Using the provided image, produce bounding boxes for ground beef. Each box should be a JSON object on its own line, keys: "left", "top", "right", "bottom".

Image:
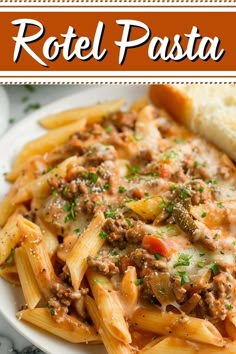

{"left": 87, "top": 255, "right": 119, "bottom": 275}
{"left": 130, "top": 248, "right": 168, "bottom": 277}
{"left": 171, "top": 275, "right": 187, "bottom": 303}
{"left": 198, "top": 272, "right": 236, "bottom": 321}
{"left": 103, "top": 216, "right": 145, "bottom": 248}
{"left": 108, "top": 111, "right": 137, "bottom": 131}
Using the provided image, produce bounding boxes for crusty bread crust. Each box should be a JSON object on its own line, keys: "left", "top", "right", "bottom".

{"left": 149, "top": 85, "right": 193, "bottom": 126}
{"left": 149, "top": 84, "right": 236, "bottom": 162}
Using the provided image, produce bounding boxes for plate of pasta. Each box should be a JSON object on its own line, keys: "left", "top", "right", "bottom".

{"left": 1, "top": 84, "right": 236, "bottom": 354}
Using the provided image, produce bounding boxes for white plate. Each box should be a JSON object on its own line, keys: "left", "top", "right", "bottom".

{"left": 0, "top": 85, "right": 147, "bottom": 354}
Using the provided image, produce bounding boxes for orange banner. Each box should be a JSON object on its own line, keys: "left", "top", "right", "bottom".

{"left": 0, "top": 11, "right": 235, "bottom": 72}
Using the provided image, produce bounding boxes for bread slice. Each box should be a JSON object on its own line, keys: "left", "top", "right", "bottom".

{"left": 149, "top": 84, "right": 236, "bottom": 161}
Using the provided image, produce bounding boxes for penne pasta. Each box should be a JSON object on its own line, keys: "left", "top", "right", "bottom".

{"left": 7, "top": 119, "right": 86, "bottom": 181}
{"left": 66, "top": 211, "right": 105, "bottom": 290}
{"left": 86, "top": 268, "right": 131, "bottom": 344}
{"left": 140, "top": 336, "right": 236, "bottom": 354}
{"left": 85, "top": 295, "right": 133, "bottom": 354}
{"left": 17, "top": 215, "right": 58, "bottom": 299}
{"left": 0, "top": 264, "right": 20, "bottom": 285}
{"left": 17, "top": 307, "right": 100, "bottom": 343}
{"left": 36, "top": 216, "right": 59, "bottom": 258}
{"left": 131, "top": 307, "right": 224, "bottom": 347}
{"left": 120, "top": 266, "right": 139, "bottom": 319}
{"left": 0, "top": 205, "right": 27, "bottom": 264}
{"left": 14, "top": 247, "right": 42, "bottom": 309}
{"left": 40, "top": 98, "right": 125, "bottom": 129}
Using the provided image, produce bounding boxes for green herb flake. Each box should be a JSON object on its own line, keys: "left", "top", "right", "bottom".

{"left": 63, "top": 201, "right": 76, "bottom": 223}
{"left": 174, "top": 137, "right": 185, "bottom": 144}
{"left": 154, "top": 253, "right": 162, "bottom": 260}
{"left": 9, "top": 118, "right": 15, "bottom": 124}
{"left": 21, "top": 96, "right": 29, "bottom": 103}
{"left": 159, "top": 197, "right": 166, "bottom": 209}
{"left": 118, "top": 186, "right": 126, "bottom": 193}
{"left": 24, "top": 103, "right": 41, "bottom": 113}
{"left": 126, "top": 165, "right": 141, "bottom": 179}
{"left": 180, "top": 188, "right": 191, "bottom": 200}
{"left": 163, "top": 150, "right": 178, "bottom": 160}
{"left": 133, "top": 130, "right": 143, "bottom": 142}
{"left": 209, "top": 262, "right": 220, "bottom": 275}
{"left": 51, "top": 190, "right": 58, "bottom": 196}
{"left": 0, "top": 249, "right": 15, "bottom": 269}
{"left": 198, "top": 187, "right": 204, "bottom": 193}
{"left": 176, "top": 271, "right": 190, "bottom": 286}
{"left": 135, "top": 278, "right": 143, "bottom": 286}
{"left": 197, "top": 261, "right": 205, "bottom": 268}
{"left": 159, "top": 288, "right": 166, "bottom": 295}
{"left": 174, "top": 253, "right": 192, "bottom": 268}
{"left": 49, "top": 308, "right": 55, "bottom": 316}
{"left": 89, "top": 172, "right": 98, "bottom": 184}
{"left": 103, "top": 183, "right": 110, "bottom": 191}
{"left": 201, "top": 212, "right": 207, "bottom": 218}
{"left": 105, "top": 209, "right": 117, "bottom": 219}
{"left": 217, "top": 202, "right": 224, "bottom": 209}
{"left": 25, "top": 84, "right": 35, "bottom": 92}
{"left": 226, "top": 304, "right": 234, "bottom": 311}
{"left": 99, "top": 231, "right": 108, "bottom": 239}
{"left": 74, "top": 228, "right": 81, "bottom": 234}
{"left": 170, "top": 184, "right": 177, "bottom": 191}
{"left": 125, "top": 218, "right": 134, "bottom": 227}
{"left": 104, "top": 126, "right": 112, "bottom": 134}
{"left": 166, "top": 201, "right": 174, "bottom": 213}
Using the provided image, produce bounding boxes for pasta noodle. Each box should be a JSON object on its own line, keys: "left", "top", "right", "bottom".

{"left": 1, "top": 91, "right": 236, "bottom": 354}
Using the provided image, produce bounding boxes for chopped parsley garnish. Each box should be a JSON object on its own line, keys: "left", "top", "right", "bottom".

{"left": 154, "top": 253, "right": 162, "bottom": 260}
{"left": 0, "top": 249, "right": 15, "bottom": 269}
{"left": 194, "top": 160, "right": 204, "bottom": 168}
{"left": 197, "top": 261, "right": 205, "bottom": 268}
{"left": 226, "top": 304, "right": 234, "bottom": 311}
{"left": 49, "top": 308, "right": 55, "bottom": 316}
{"left": 24, "top": 103, "right": 41, "bottom": 113}
{"left": 25, "top": 84, "right": 35, "bottom": 92}
{"left": 51, "top": 190, "right": 58, "bottom": 196}
{"left": 126, "top": 165, "right": 141, "bottom": 179}
{"left": 118, "top": 186, "right": 126, "bottom": 193}
{"left": 133, "top": 130, "right": 143, "bottom": 142}
{"left": 180, "top": 188, "right": 191, "bottom": 200}
{"left": 88, "top": 172, "right": 98, "bottom": 183}
{"left": 163, "top": 150, "right": 178, "bottom": 160}
{"left": 198, "top": 187, "right": 204, "bottom": 193}
{"left": 148, "top": 171, "right": 158, "bottom": 177}
{"left": 21, "top": 96, "right": 29, "bottom": 103}
{"left": 105, "top": 209, "right": 117, "bottom": 219}
{"left": 125, "top": 218, "right": 134, "bottom": 227}
{"left": 217, "top": 202, "right": 224, "bottom": 208}
{"left": 103, "top": 183, "right": 110, "bottom": 190}
{"left": 207, "top": 178, "right": 218, "bottom": 185}
{"left": 104, "top": 126, "right": 112, "bottom": 134}
{"left": 9, "top": 117, "right": 15, "bottom": 124}
{"left": 170, "top": 184, "right": 177, "bottom": 191}
{"left": 199, "top": 253, "right": 205, "bottom": 257}
{"left": 174, "top": 253, "right": 192, "bottom": 268}
{"left": 159, "top": 197, "right": 166, "bottom": 209}
{"left": 201, "top": 212, "right": 207, "bottom": 218}
{"left": 99, "top": 231, "right": 108, "bottom": 239}
{"left": 159, "top": 288, "right": 166, "bottom": 295}
{"left": 209, "top": 262, "right": 220, "bottom": 275}
{"left": 174, "top": 137, "right": 185, "bottom": 144}
{"left": 135, "top": 278, "right": 143, "bottom": 286}
{"left": 213, "top": 233, "right": 219, "bottom": 239}
{"left": 63, "top": 201, "right": 76, "bottom": 223}
{"left": 166, "top": 201, "right": 174, "bottom": 213}
{"left": 74, "top": 228, "right": 81, "bottom": 234}
{"left": 177, "top": 271, "right": 190, "bottom": 285}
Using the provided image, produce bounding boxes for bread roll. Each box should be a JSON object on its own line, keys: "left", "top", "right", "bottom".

{"left": 149, "top": 84, "right": 236, "bottom": 161}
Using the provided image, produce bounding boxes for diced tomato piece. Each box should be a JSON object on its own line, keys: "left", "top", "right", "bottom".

{"left": 142, "top": 235, "right": 174, "bottom": 257}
